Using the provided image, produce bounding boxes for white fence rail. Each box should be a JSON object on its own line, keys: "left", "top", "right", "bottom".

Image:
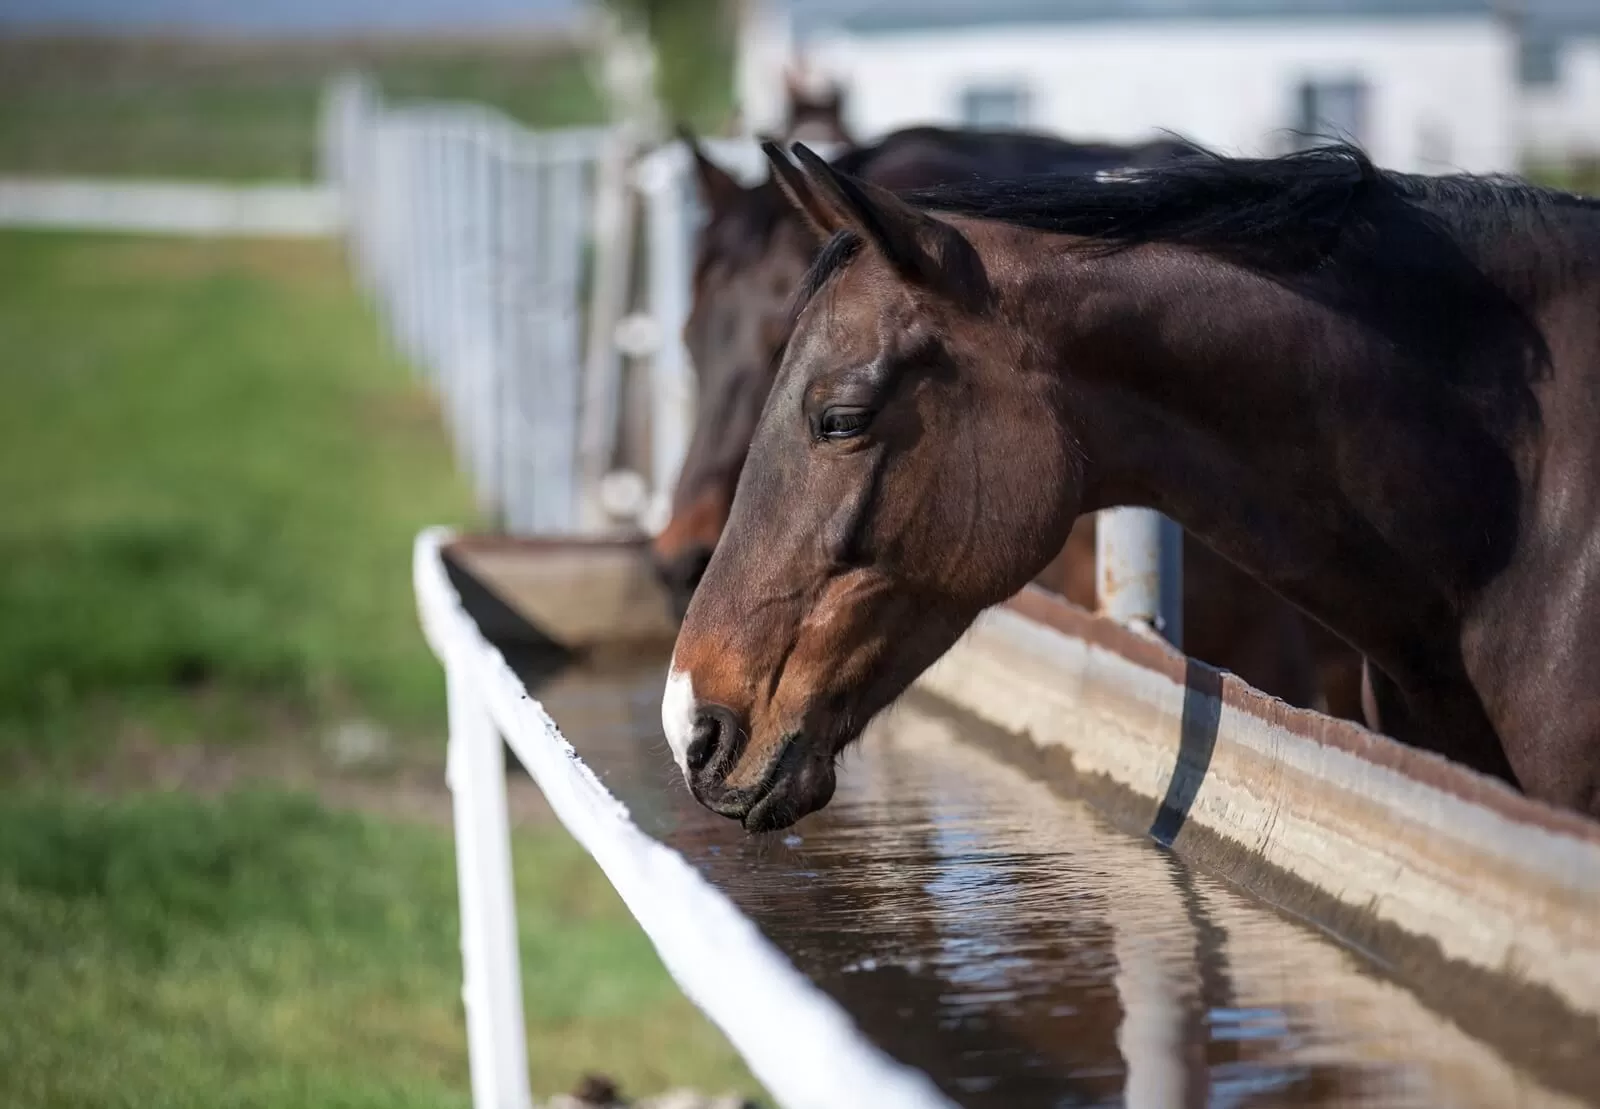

{"left": 0, "top": 177, "right": 343, "bottom": 237}
{"left": 320, "top": 74, "right": 866, "bottom": 545}
{"left": 414, "top": 527, "right": 956, "bottom": 1109}
{"left": 323, "top": 77, "right": 616, "bottom": 535}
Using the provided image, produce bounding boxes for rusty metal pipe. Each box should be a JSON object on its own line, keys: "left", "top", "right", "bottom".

{"left": 1094, "top": 507, "right": 1183, "bottom": 649}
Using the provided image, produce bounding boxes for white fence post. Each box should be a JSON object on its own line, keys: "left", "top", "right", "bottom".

{"left": 494, "top": 132, "right": 530, "bottom": 535}
{"left": 440, "top": 129, "right": 475, "bottom": 484}
{"left": 634, "top": 149, "right": 697, "bottom": 536}
{"left": 415, "top": 529, "right": 957, "bottom": 1109}
{"left": 323, "top": 78, "right": 775, "bottom": 542}
{"left": 320, "top": 73, "right": 376, "bottom": 271}
{"left": 1096, "top": 508, "right": 1184, "bottom": 649}
{"left": 529, "top": 130, "right": 586, "bottom": 534}
{"left": 446, "top": 662, "right": 534, "bottom": 1109}
{"left": 461, "top": 125, "right": 503, "bottom": 525}
{"left": 577, "top": 133, "right": 638, "bottom": 531}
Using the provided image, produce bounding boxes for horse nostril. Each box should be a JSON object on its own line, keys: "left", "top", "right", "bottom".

{"left": 686, "top": 704, "right": 737, "bottom": 774}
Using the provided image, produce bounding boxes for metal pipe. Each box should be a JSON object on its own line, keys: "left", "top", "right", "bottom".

{"left": 1095, "top": 507, "right": 1184, "bottom": 649}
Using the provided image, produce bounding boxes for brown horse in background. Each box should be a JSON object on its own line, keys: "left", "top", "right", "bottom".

{"left": 654, "top": 124, "right": 1363, "bottom": 718}
{"left": 778, "top": 64, "right": 854, "bottom": 146}
{"left": 664, "top": 140, "right": 1600, "bottom": 831}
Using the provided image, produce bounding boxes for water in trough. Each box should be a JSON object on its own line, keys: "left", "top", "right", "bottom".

{"left": 517, "top": 647, "right": 1587, "bottom": 1109}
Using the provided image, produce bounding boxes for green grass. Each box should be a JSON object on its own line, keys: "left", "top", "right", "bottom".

{"left": 0, "top": 232, "right": 476, "bottom": 765}
{"left": 0, "top": 231, "right": 758, "bottom": 1104}
{"left": 0, "top": 36, "right": 609, "bottom": 181}
{"left": 1526, "top": 159, "right": 1600, "bottom": 197}
{"left": 609, "top": 0, "right": 738, "bottom": 136}
{"left": 0, "top": 788, "right": 757, "bottom": 1108}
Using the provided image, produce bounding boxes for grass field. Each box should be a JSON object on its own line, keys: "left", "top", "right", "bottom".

{"left": 0, "top": 231, "right": 757, "bottom": 1106}
{"left": 0, "top": 232, "right": 466, "bottom": 764}
{"left": 0, "top": 790, "right": 754, "bottom": 1108}
{"left": 0, "top": 36, "right": 609, "bottom": 181}
{"left": 1526, "top": 159, "right": 1600, "bottom": 196}
{"left": 0, "top": 32, "right": 736, "bottom": 182}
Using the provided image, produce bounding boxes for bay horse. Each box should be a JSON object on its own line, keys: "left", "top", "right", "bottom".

{"left": 663, "top": 139, "right": 1600, "bottom": 831}
{"left": 655, "top": 127, "right": 1364, "bottom": 718}
{"left": 778, "top": 65, "right": 854, "bottom": 146}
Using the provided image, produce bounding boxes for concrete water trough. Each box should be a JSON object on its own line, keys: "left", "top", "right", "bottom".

{"left": 420, "top": 530, "right": 1600, "bottom": 1109}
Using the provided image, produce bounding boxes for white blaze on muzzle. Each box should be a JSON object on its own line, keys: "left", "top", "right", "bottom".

{"left": 661, "top": 657, "right": 698, "bottom": 779}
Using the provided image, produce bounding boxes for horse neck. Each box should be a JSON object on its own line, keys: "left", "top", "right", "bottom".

{"left": 1027, "top": 240, "right": 1524, "bottom": 680}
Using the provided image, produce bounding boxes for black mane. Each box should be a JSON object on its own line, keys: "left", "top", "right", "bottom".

{"left": 705, "top": 126, "right": 1195, "bottom": 279}
{"left": 795, "top": 230, "right": 862, "bottom": 309}
{"left": 902, "top": 143, "right": 1600, "bottom": 258}
{"left": 793, "top": 144, "right": 1600, "bottom": 305}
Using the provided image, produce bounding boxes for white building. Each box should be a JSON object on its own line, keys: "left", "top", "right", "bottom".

{"left": 1518, "top": 1, "right": 1600, "bottom": 164}
{"left": 737, "top": 0, "right": 1520, "bottom": 175}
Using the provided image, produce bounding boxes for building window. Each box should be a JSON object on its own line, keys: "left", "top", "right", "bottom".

{"left": 1520, "top": 38, "right": 1562, "bottom": 87}
{"left": 960, "top": 83, "right": 1030, "bottom": 129}
{"left": 1293, "top": 77, "right": 1370, "bottom": 149}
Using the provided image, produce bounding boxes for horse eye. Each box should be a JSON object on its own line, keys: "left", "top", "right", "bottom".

{"left": 819, "top": 407, "right": 873, "bottom": 441}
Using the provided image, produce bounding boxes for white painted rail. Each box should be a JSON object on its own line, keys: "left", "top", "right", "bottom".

{"left": 414, "top": 526, "right": 957, "bottom": 1109}
{"left": 0, "top": 177, "right": 343, "bottom": 237}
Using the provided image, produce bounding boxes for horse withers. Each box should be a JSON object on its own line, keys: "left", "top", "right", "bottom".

{"left": 653, "top": 125, "right": 1364, "bottom": 719}
{"left": 665, "top": 139, "right": 1600, "bottom": 831}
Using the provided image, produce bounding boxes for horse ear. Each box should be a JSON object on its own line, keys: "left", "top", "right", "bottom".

{"left": 818, "top": 82, "right": 853, "bottom": 144}
{"left": 761, "top": 140, "right": 847, "bottom": 241}
{"left": 783, "top": 64, "right": 810, "bottom": 118}
{"left": 677, "top": 125, "right": 742, "bottom": 217}
{"left": 788, "top": 142, "right": 989, "bottom": 308}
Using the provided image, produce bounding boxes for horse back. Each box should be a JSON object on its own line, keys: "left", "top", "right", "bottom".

{"left": 842, "top": 127, "right": 1197, "bottom": 195}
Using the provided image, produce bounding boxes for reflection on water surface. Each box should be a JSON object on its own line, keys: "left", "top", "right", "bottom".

{"left": 524, "top": 651, "right": 1588, "bottom": 1109}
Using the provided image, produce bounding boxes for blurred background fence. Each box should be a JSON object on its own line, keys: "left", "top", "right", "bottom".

{"left": 319, "top": 73, "right": 795, "bottom": 543}
{"left": 322, "top": 75, "right": 610, "bottom": 535}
